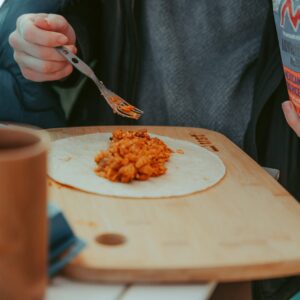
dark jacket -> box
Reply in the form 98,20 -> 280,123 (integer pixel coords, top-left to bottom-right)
1,0 -> 300,298
0,0 -> 70,127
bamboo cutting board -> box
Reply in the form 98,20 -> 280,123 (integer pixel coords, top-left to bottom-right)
48,126 -> 300,283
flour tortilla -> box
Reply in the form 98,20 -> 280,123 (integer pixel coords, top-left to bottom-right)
48,133 -> 225,198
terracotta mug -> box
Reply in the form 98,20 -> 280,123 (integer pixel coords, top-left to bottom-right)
0,125 -> 49,300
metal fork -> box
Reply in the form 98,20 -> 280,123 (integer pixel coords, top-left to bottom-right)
56,46 -> 143,120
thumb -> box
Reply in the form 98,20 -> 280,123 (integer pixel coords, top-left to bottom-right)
34,14 -> 76,45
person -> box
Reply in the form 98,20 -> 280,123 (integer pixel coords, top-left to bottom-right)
3,0 -> 269,146
5,1 -> 300,142
2,0 -> 300,298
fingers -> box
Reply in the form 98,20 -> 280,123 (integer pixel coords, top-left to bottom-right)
16,14 -> 69,47
21,64 -> 73,82
9,13 -> 77,82
13,51 -> 69,73
282,101 -> 300,137
9,31 -> 77,62
34,14 -> 76,45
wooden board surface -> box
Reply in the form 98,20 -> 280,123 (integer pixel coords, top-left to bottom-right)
48,126 -> 300,283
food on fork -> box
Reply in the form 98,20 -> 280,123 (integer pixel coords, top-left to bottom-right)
94,129 -> 173,183
108,96 -> 140,120
56,46 -> 143,120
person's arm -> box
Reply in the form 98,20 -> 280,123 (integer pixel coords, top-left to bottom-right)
282,101 -> 300,137
8,13 -> 77,82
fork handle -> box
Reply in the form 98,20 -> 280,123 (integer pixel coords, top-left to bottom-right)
56,46 -> 95,79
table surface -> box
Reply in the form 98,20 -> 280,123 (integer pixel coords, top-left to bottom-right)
46,277 -> 216,300
46,125 -> 295,298
48,126 -> 300,282
47,126 -> 216,299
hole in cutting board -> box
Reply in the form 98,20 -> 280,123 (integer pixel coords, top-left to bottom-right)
95,233 -> 126,246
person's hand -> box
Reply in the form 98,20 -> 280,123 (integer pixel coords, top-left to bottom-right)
9,13 -> 77,82
282,100 -> 300,137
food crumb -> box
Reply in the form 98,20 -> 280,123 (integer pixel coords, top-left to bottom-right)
176,149 -> 184,154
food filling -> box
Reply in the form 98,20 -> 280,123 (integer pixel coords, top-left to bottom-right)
94,129 -> 172,183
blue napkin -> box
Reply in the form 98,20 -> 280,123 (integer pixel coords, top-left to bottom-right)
48,203 -> 86,277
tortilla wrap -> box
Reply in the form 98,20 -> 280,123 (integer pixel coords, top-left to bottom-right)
48,133 -> 225,198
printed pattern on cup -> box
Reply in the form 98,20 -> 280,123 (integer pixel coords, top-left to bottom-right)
273,0 -> 300,114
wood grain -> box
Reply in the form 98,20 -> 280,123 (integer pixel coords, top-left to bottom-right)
48,126 -> 300,283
